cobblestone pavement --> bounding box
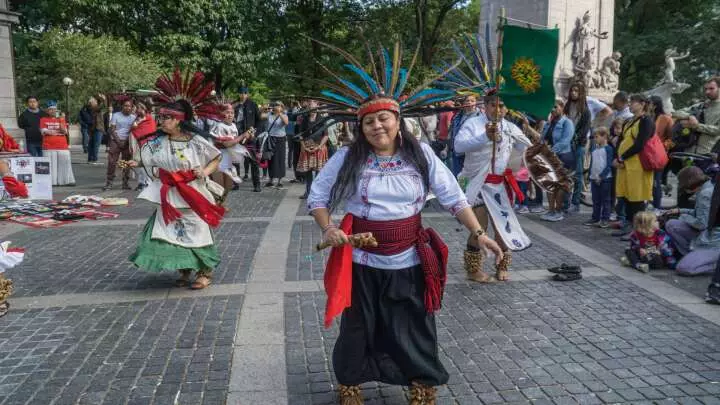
[285,279,720,405]
[0,149,718,404]
[524,209,713,299]
[0,296,242,405]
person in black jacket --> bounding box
[234,86,261,191]
[563,83,592,213]
[17,96,47,157]
[78,98,95,154]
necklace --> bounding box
[367,152,403,171]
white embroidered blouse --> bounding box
[307,142,470,269]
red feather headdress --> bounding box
[154,68,222,120]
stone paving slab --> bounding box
[286,217,591,281]
[0,295,242,405]
[284,277,720,404]
[4,222,265,297]
[524,211,712,299]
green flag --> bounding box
[498,24,559,118]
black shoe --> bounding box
[706,283,720,305]
[102,184,112,191]
[611,226,631,237]
[232,184,240,190]
[135,184,146,191]
[252,185,261,192]
[553,273,582,282]
[299,193,308,200]
[242,175,249,181]
[275,183,284,189]
[265,182,274,188]
[548,263,582,274]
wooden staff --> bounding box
[491,8,506,175]
[316,232,378,251]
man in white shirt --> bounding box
[454,95,533,283]
[104,100,136,190]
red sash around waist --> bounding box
[158,169,225,228]
[323,213,448,328]
[485,168,524,204]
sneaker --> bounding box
[102,184,112,191]
[541,212,555,221]
[275,183,284,189]
[551,212,565,222]
[635,263,650,273]
[598,221,609,229]
[265,182,274,188]
[516,206,530,214]
[609,213,618,221]
[567,204,580,214]
[583,220,599,227]
[242,175,249,181]
[252,185,261,192]
[620,256,631,267]
[706,283,720,305]
[530,206,547,214]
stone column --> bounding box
[0,0,20,138]
[481,0,616,101]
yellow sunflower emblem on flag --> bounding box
[510,57,542,94]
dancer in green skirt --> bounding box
[127,69,226,289]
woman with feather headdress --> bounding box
[303,41,503,405]
[126,69,226,290]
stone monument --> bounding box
[480,0,617,101]
[643,48,692,113]
[0,0,20,138]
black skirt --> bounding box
[332,264,448,387]
[268,137,287,179]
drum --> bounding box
[523,143,573,193]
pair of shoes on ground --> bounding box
[619,256,650,273]
[548,263,582,281]
[265,182,284,189]
[583,220,609,228]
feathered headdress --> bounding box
[296,39,459,138]
[154,68,220,121]
[434,23,500,98]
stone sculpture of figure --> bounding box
[574,48,597,88]
[660,48,690,84]
[594,51,622,92]
[645,81,691,113]
[570,11,608,71]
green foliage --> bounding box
[615,0,720,105]
[14,30,161,119]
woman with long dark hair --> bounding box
[127,70,225,290]
[613,94,655,238]
[564,82,592,213]
[306,43,502,405]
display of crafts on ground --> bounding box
[0,195,128,228]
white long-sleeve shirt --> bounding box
[307,142,470,269]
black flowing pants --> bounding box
[333,264,448,387]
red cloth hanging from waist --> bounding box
[485,168,524,203]
[323,214,448,328]
[158,169,225,228]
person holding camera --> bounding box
[673,77,720,156]
[265,101,289,188]
[234,86,261,190]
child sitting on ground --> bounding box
[621,211,677,272]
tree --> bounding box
[14,30,161,118]
[615,0,720,105]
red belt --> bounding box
[485,168,524,204]
[158,169,225,228]
[323,214,448,328]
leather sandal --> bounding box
[190,271,212,290]
[175,270,192,287]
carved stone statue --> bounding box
[644,81,691,113]
[659,48,690,85]
[593,51,622,92]
[570,11,608,73]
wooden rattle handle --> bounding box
[315,233,377,251]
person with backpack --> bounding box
[613,94,655,240]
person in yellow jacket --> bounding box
[614,94,654,240]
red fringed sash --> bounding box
[323,214,448,328]
[2,176,28,198]
[486,168,524,204]
[158,169,225,228]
